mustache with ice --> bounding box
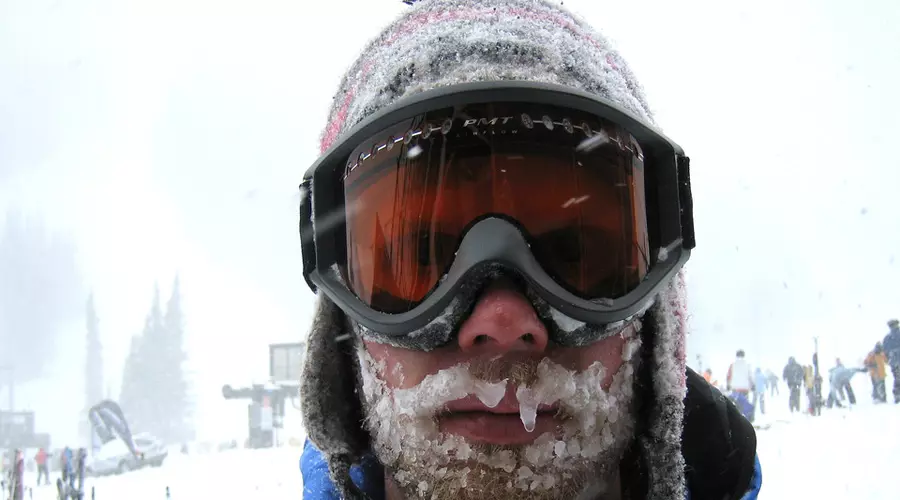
[391,359,587,433]
[358,330,642,496]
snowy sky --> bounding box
[1,0,898,444]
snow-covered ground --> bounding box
[14,382,900,499]
[18,447,304,500]
[755,376,900,499]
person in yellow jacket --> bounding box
[802,365,819,414]
[865,342,888,403]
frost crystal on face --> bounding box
[473,379,507,408]
[356,329,643,499]
[549,307,586,334]
[391,364,508,417]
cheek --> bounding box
[363,340,442,389]
[552,334,628,390]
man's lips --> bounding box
[443,393,559,414]
[438,390,563,445]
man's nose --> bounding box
[457,281,549,353]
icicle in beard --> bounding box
[354,321,644,500]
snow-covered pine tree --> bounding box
[82,292,104,442]
[85,293,104,406]
[120,284,166,437]
[119,328,149,434]
[0,209,82,382]
[161,276,193,444]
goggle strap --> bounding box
[678,155,696,250]
[299,178,318,293]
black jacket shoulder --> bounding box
[682,368,757,500]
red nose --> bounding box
[456,281,549,354]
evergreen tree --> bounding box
[161,276,193,443]
[82,293,104,443]
[119,329,148,433]
[85,293,104,407]
[118,279,193,444]
[119,284,165,436]
[0,210,82,381]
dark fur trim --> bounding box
[300,296,371,497]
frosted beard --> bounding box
[356,327,642,500]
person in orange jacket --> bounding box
[35,447,49,486]
[865,342,888,403]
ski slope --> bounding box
[754,376,900,500]
[19,447,304,500]
[17,385,900,499]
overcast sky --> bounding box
[1,0,898,443]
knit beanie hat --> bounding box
[301,1,690,498]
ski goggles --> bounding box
[300,81,694,338]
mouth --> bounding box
[437,392,563,445]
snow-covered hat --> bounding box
[301,0,689,498]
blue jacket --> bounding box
[299,439,763,499]
[884,327,900,365]
[62,448,74,472]
[753,370,767,394]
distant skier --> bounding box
[753,367,767,415]
[727,349,755,422]
[865,342,888,403]
[883,319,900,403]
[811,352,825,416]
[765,369,779,396]
[35,447,49,486]
[75,448,87,497]
[783,357,805,412]
[803,364,820,415]
[60,446,73,490]
[826,358,864,408]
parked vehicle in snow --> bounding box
[85,432,167,476]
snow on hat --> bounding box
[318,0,656,154]
[301,1,689,498]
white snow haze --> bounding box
[1,0,898,497]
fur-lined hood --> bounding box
[299,1,758,498]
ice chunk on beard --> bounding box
[355,331,642,499]
[392,363,509,417]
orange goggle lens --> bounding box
[341,103,650,314]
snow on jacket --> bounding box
[728,359,753,392]
[865,351,888,380]
[884,326,900,366]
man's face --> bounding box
[357,280,642,500]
